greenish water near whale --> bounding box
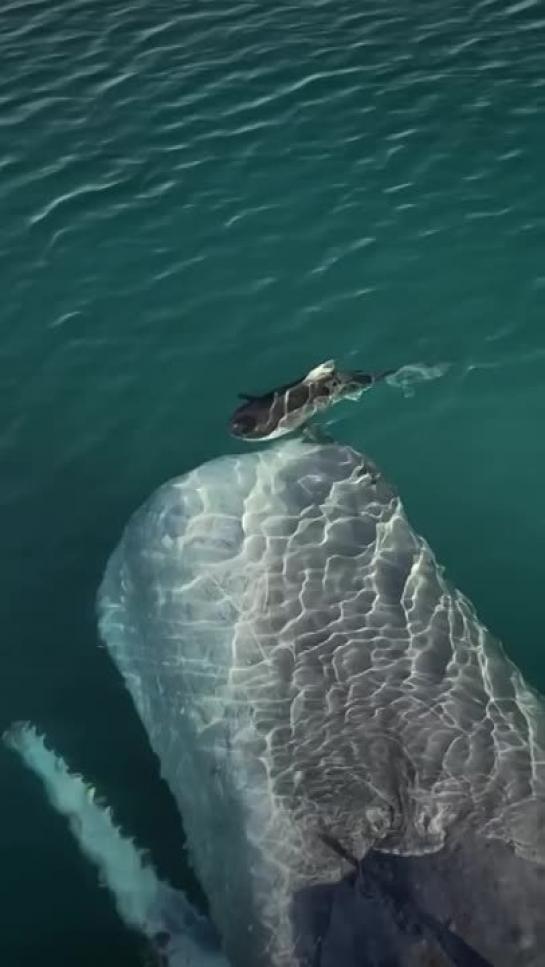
[1,0,545,962]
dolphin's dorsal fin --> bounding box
[303,359,336,383]
[238,393,258,401]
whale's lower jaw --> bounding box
[98,438,545,966]
[3,723,228,967]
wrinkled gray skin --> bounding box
[98,439,545,967]
[229,361,394,440]
[294,847,495,966]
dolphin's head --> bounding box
[229,405,261,440]
[229,381,320,441]
[229,396,295,441]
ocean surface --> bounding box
[1,0,545,963]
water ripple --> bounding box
[1,17,545,953]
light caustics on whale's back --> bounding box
[95,437,545,966]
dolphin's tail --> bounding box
[3,722,227,967]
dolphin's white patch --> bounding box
[4,723,228,967]
[303,359,336,382]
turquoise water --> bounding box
[1,0,545,962]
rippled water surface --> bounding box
[2,0,545,962]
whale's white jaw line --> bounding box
[3,721,165,934]
[4,722,229,967]
[97,437,545,966]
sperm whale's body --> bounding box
[93,438,545,966]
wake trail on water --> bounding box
[384,362,451,397]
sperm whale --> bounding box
[93,437,545,966]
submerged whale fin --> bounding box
[3,723,227,966]
[295,848,494,967]
[353,851,494,967]
[303,360,336,383]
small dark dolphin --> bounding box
[229,359,394,441]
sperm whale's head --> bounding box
[97,437,545,966]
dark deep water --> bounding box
[1,0,545,963]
